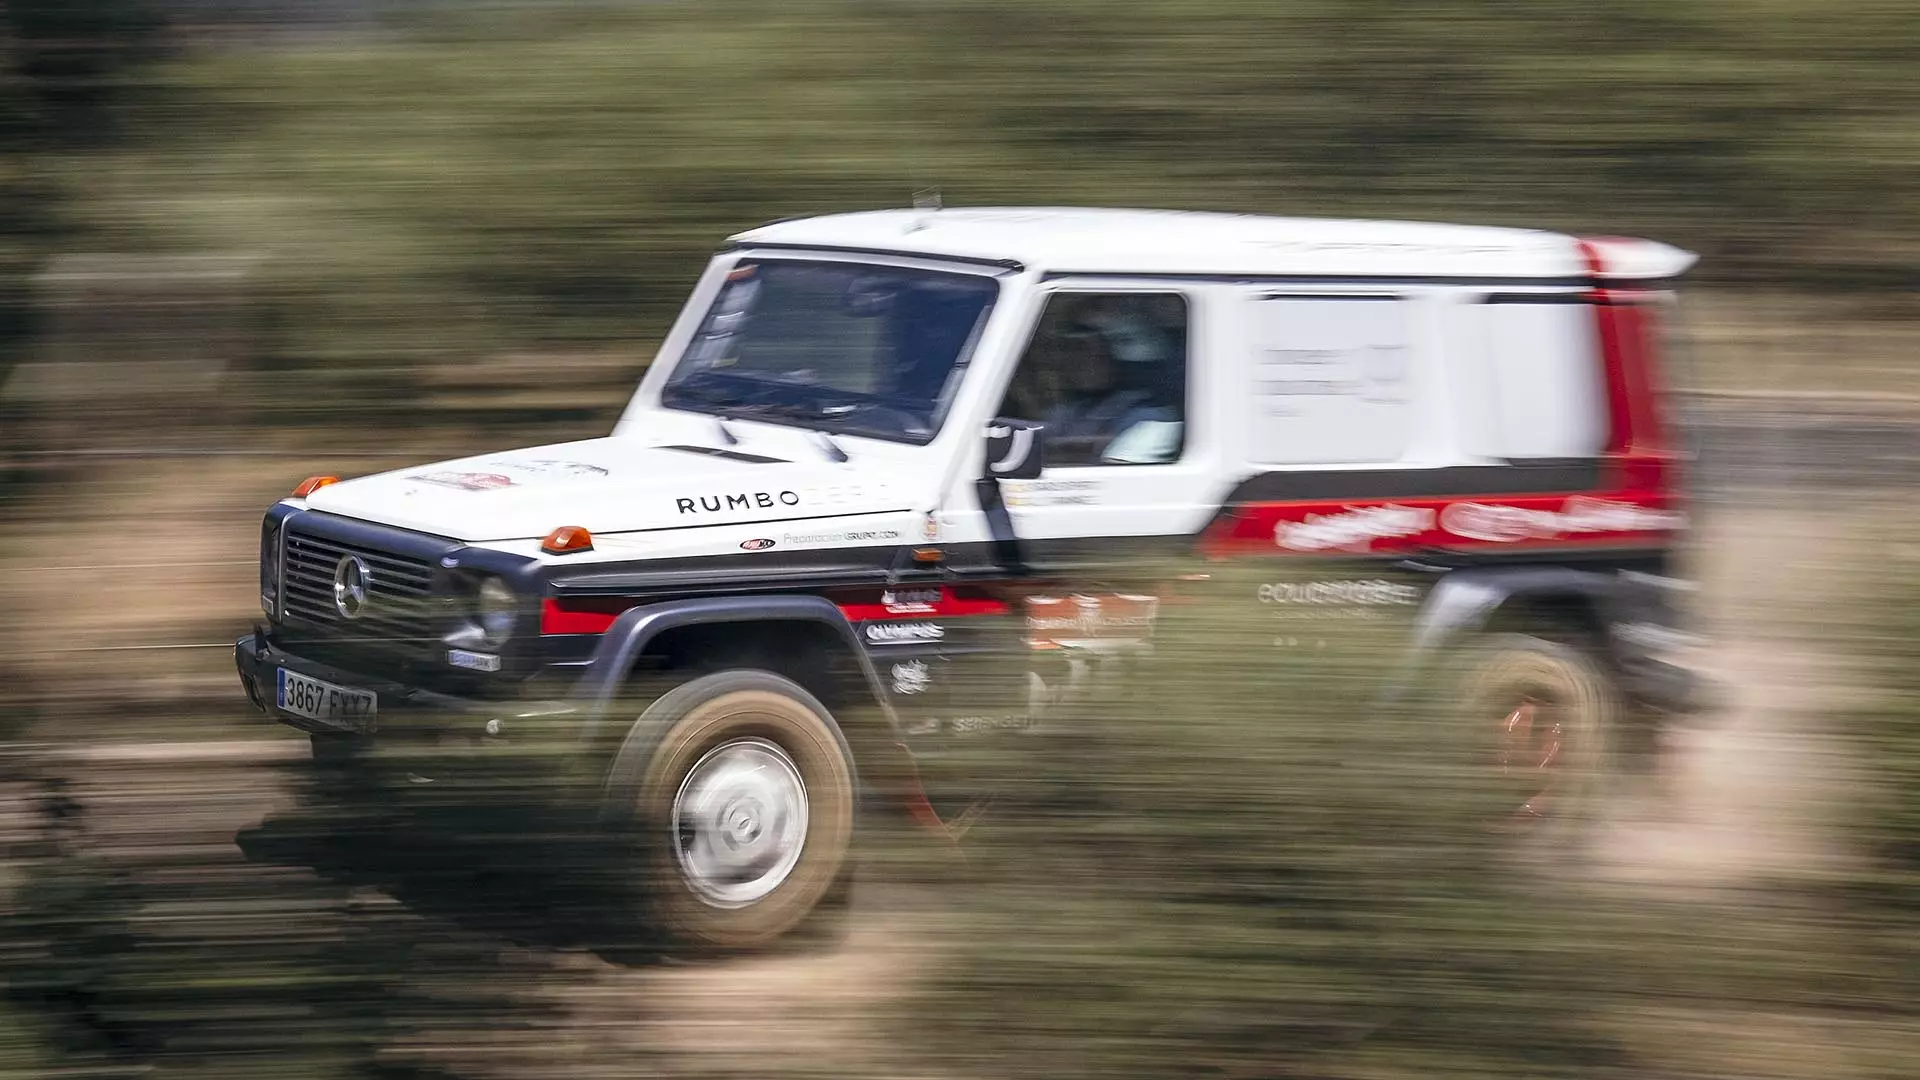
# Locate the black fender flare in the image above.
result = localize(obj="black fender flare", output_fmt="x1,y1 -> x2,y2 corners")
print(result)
568,593 -> 904,739
1387,566 -> 1700,711
1409,566 -> 1616,654
566,593 -> 954,834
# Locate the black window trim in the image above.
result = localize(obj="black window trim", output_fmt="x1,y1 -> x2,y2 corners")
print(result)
723,242 -> 1025,274
659,255 -> 1006,446
995,285 -> 1196,471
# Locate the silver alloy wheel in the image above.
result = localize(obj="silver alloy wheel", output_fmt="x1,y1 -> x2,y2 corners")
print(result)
671,737 -> 810,908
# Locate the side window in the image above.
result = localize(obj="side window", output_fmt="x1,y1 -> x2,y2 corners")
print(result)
1248,295 -> 1413,465
1474,298 -> 1609,460
997,292 -> 1188,467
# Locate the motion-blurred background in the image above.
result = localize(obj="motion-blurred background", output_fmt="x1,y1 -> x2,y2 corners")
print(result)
0,2 -> 1916,1077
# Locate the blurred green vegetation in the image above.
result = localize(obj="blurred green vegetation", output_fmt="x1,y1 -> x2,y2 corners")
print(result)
0,0 -> 165,366
1837,544 -> 1920,1021
897,565 -> 1612,1079
898,560 -> 1920,1079
25,0 -> 1919,402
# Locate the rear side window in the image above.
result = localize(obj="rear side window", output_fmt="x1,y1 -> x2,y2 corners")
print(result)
1466,297 -> 1609,460
1247,295 -> 1413,465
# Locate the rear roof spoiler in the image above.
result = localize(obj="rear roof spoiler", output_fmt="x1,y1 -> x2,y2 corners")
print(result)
1578,236 -> 1699,282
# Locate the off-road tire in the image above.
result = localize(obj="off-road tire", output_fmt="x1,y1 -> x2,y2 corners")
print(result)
602,670 -> 857,953
1456,633 -> 1619,846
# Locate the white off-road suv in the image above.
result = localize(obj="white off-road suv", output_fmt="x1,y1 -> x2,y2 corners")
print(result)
237,208 -> 1702,950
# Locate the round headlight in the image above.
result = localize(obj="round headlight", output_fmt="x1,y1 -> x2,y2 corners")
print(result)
476,577 -> 517,645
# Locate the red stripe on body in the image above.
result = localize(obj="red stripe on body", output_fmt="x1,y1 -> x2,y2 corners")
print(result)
540,596 -> 633,635
836,591 -> 1010,623
1202,488 -> 1682,558
540,588 -> 1010,636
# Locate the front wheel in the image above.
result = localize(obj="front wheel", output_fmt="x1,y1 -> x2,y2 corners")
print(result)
602,670 -> 857,952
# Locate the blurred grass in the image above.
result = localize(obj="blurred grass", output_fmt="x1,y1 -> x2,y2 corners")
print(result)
891,559 -> 1920,1079
893,563 -> 1606,1079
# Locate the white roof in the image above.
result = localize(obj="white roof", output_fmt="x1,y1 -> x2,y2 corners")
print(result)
729,207 -> 1696,282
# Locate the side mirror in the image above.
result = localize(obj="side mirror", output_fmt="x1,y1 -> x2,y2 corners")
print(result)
984,418 -> 1045,480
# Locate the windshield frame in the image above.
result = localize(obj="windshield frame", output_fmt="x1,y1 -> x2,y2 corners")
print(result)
653,254 -> 1006,446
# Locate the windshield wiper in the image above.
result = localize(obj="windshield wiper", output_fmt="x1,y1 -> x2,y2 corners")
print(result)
810,431 -> 849,463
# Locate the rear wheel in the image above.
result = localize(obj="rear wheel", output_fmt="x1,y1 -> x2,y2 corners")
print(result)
1457,634 -> 1618,838
602,670 -> 857,952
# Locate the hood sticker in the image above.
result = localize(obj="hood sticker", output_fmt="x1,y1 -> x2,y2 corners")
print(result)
406,460 -> 605,492
408,471 -> 516,492
492,459 -> 610,478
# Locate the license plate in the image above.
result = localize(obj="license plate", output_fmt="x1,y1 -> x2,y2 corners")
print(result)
276,668 -> 377,733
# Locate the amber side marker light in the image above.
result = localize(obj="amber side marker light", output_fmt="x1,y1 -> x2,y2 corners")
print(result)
541,526 -> 594,555
292,475 -> 339,498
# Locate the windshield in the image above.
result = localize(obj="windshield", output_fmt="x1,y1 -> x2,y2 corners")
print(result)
660,259 -> 1000,444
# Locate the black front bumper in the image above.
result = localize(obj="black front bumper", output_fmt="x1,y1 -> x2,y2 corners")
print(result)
235,630 -> 583,743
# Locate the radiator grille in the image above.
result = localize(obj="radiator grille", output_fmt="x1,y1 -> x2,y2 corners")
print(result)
280,526 -> 440,647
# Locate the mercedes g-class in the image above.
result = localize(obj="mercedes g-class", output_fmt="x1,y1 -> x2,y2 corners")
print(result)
237,208 -> 1701,950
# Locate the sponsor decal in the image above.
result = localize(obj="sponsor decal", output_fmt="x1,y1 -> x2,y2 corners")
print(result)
1024,593 -> 1160,643
1257,579 -> 1421,606
446,648 -> 502,672
1003,478 -> 1101,508
896,713 -> 1033,738
865,622 -> 945,644
781,527 -> 904,546
1227,491 -> 1683,556
890,660 -> 932,696
836,590 -> 1010,623
812,481 -> 895,507
923,513 -> 940,542
409,471 -> 515,492
483,459 -> 609,478
676,490 -> 800,514
947,713 -> 1036,736
1275,504 -> 1435,553
882,587 -> 942,614
1438,497 -> 1686,544
739,538 -> 776,551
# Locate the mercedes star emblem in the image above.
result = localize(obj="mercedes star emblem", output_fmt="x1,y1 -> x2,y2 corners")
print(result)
332,554 -> 372,619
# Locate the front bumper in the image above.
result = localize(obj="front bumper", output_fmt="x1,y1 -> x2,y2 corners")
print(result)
234,630 -> 582,744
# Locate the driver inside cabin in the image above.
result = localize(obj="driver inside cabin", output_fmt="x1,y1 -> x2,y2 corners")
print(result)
1002,292 -> 1187,466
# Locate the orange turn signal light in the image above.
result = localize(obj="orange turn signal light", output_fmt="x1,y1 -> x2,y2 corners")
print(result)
292,475 -> 340,498
911,547 -> 944,564
541,526 -> 594,556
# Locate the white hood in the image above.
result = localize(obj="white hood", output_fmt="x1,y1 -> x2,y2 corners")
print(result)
301,437 -> 920,542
